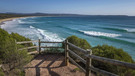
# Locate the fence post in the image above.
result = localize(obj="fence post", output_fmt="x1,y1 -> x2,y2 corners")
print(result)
86,49 -> 92,76
38,39 -> 41,54
15,40 -> 17,50
65,39 -> 69,66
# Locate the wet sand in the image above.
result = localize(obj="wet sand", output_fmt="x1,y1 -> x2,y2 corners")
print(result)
0,16 -> 44,26
0,17 -> 27,26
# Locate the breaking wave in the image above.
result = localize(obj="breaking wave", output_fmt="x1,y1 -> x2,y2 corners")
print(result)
101,27 -> 135,33
30,26 -> 35,29
79,30 -> 121,37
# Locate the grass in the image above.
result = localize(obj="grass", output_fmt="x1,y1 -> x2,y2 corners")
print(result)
73,68 -> 82,72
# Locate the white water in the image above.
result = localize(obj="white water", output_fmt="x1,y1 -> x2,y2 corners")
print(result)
79,30 -> 121,37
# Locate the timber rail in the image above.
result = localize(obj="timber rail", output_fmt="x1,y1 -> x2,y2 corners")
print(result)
15,39 -> 135,76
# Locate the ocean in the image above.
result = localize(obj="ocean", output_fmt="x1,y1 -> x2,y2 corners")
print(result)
1,16 -> 135,60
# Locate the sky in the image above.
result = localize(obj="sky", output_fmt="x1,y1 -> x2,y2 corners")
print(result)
0,0 -> 135,16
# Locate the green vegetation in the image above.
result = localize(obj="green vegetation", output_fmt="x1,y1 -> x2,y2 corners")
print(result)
66,35 -> 91,61
73,68 -> 82,72
0,28 -> 33,75
92,44 -> 135,76
66,35 -> 135,76
43,48 -> 63,54
12,68 -> 25,76
0,68 -> 4,76
0,14 -> 28,20
0,26 -> 135,76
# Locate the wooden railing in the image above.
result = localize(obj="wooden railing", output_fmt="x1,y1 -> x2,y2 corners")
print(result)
64,40 -> 135,76
16,39 -> 63,54
16,39 -> 135,76
39,40 -> 63,54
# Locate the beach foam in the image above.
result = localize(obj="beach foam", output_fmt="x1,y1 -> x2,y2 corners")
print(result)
30,26 -> 35,29
18,19 -> 37,24
36,28 -> 64,42
124,29 -> 135,32
79,30 -> 121,37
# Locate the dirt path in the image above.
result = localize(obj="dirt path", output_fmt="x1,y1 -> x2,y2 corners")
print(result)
25,54 -> 87,76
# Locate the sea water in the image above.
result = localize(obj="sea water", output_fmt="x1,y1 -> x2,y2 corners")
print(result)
1,16 -> 135,60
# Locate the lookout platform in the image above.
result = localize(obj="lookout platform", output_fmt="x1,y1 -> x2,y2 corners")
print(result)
24,54 -> 88,76
16,40 -> 135,76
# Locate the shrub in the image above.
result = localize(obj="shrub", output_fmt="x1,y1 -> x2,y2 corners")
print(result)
0,68 -> 4,76
66,35 -> 91,61
0,28 -> 32,75
66,35 -> 135,76
92,44 -> 135,76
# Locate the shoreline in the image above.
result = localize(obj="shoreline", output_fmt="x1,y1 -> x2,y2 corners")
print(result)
0,17 -> 25,26
0,16 -> 45,26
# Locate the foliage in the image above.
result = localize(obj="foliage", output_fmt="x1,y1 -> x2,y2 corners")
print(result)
67,35 -> 91,49
73,68 -> 82,72
12,68 -> 25,76
0,14 -> 28,19
0,28 -> 33,75
92,44 -> 135,76
66,35 -> 91,61
10,32 -> 35,51
0,68 -> 4,76
66,35 -> 135,76
42,47 -> 64,54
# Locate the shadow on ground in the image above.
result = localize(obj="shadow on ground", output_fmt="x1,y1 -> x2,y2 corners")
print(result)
25,54 -> 85,76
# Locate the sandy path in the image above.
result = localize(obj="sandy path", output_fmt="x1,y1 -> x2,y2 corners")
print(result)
25,54 -> 87,76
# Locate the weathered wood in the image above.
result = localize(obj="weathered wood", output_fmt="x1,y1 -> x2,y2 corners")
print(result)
85,54 -> 135,70
0,65 -> 2,68
67,42 -> 87,53
89,49 -> 92,76
68,49 -> 86,64
65,40 -> 69,66
39,39 -> 41,54
41,52 -> 64,54
40,46 -> 62,48
1,65 -> 6,72
28,51 -> 38,54
15,40 -> 17,50
17,40 -> 38,44
1,66 -> 6,71
40,41 -> 63,43
89,67 -> 118,76
65,40 -> 67,66
69,56 -> 86,73
86,49 -> 92,76
18,46 -> 38,50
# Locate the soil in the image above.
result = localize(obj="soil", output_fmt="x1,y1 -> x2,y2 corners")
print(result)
24,54 -> 95,76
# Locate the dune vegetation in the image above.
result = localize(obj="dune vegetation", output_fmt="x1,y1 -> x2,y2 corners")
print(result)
66,35 -> 135,76
0,14 -> 27,20
0,28 -> 34,76
0,27 -> 135,76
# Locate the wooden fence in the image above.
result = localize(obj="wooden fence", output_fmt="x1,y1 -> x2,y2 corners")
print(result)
16,39 -> 135,76
64,40 -> 135,76
16,39 -> 63,54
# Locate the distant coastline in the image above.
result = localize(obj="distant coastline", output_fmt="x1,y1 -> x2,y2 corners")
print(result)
0,17 -> 27,26
0,13 -> 134,26
0,16 -> 44,26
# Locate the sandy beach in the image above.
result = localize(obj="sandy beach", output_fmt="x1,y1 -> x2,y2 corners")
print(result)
0,17 -> 27,26
0,16 -> 44,26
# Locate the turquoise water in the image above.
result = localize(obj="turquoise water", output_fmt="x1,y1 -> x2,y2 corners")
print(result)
1,16 -> 135,60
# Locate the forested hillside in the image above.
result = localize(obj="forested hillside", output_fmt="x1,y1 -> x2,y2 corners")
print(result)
0,14 -> 28,19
